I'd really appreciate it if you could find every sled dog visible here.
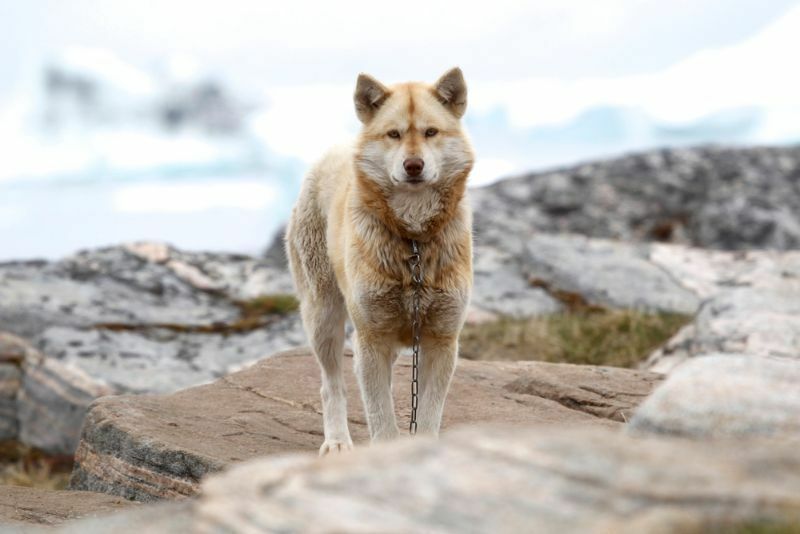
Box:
[286,67,474,454]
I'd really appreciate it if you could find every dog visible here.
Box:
[285,67,474,455]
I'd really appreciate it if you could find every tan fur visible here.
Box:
[286,68,474,454]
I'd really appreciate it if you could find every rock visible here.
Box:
[19,502,193,534]
[53,425,800,533]
[0,242,296,337]
[4,232,799,454]
[126,242,296,299]
[631,354,800,439]
[18,345,113,454]
[0,365,20,441]
[69,348,662,501]
[192,427,800,533]
[644,246,800,372]
[0,251,233,339]
[524,234,700,314]
[472,218,799,324]
[5,234,799,453]
[0,486,133,528]
[471,243,561,317]
[261,224,288,269]
[34,318,304,395]
[0,334,30,442]
[0,243,302,454]
[471,144,800,251]
[471,234,704,317]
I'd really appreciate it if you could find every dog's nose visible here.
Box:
[403,157,424,178]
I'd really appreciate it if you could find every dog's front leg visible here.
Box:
[353,333,400,442]
[416,337,458,436]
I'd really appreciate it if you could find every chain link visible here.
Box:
[408,239,423,435]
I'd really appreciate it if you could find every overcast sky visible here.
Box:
[0,0,797,96]
[0,0,798,259]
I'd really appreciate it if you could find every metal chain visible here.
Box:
[408,239,423,435]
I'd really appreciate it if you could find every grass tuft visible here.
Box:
[0,441,73,490]
[236,294,299,317]
[459,309,690,368]
[708,518,800,534]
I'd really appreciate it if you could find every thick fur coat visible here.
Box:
[285,68,474,454]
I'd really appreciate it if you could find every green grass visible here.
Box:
[459,309,690,368]
[236,294,299,317]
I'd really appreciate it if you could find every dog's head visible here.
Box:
[353,68,474,189]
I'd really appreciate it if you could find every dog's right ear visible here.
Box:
[354,73,389,124]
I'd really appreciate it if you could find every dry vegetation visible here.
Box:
[236,293,299,318]
[95,294,301,334]
[725,520,800,534]
[459,309,690,368]
[0,441,72,490]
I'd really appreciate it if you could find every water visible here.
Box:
[0,173,296,261]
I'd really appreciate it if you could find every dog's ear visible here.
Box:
[354,73,390,124]
[433,67,467,118]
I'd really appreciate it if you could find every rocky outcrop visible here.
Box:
[7,144,800,532]
[0,335,23,442]
[19,343,114,455]
[49,425,800,534]
[471,233,800,372]
[191,427,800,533]
[0,243,303,454]
[632,354,800,438]
[0,485,133,528]
[643,244,800,371]
[2,233,798,454]
[68,348,662,501]
[472,144,800,251]
[468,234,705,317]
[0,364,20,441]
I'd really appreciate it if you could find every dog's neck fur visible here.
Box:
[353,168,469,242]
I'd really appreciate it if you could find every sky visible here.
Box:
[0,0,797,93]
[0,0,799,259]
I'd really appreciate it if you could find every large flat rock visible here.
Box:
[0,486,133,528]
[51,425,800,533]
[632,354,800,439]
[69,348,662,501]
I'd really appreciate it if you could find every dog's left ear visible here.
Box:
[433,67,467,118]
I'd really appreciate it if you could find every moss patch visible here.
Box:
[95,294,300,334]
[707,519,800,534]
[459,310,690,368]
[733,523,800,534]
[0,441,72,490]
[236,294,299,318]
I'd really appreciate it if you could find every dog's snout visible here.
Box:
[403,157,424,178]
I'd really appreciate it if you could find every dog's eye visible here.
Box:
[425,127,438,138]
[387,130,401,139]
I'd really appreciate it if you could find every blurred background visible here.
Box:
[0,0,798,260]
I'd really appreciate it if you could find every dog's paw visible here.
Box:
[319,438,353,456]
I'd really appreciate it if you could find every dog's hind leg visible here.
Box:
[302,292,351,455]
[286,202,351,456]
